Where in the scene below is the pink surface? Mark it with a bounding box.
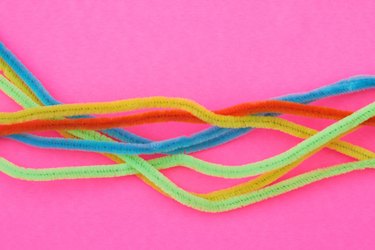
[0,1,375,249]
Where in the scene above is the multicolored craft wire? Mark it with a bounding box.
[0,42,374,212]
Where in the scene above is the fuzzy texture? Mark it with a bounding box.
[0,42,374,212]
[0,93,375,136]
[1,42,375,155]
[1,63,375,212]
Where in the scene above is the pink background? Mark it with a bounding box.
[0,1,375,249]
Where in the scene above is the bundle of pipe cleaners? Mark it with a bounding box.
[0,42,374,213]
